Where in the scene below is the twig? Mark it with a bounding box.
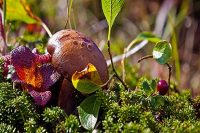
[41,22,52,37]
[137,55,153,63]
[165,63,172,88]
[107,40,128,89]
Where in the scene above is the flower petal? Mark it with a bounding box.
[29,90,51,106]
[10,46,42,88]
[38,64,60,91]
[11,46,36,68]
[12,72,25,83]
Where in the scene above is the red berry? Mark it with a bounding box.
[157,80,169,95]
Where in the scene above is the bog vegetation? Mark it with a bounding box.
[0,0,200,132]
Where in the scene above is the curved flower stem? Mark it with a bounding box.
[107,40,128,90]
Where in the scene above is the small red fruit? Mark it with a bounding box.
[157,80,169,95]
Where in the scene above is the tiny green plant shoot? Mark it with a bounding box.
[101,0,128,89]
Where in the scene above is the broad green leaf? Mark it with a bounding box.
[6,0,38,23]
[101,0,124,40]
[135,32,161,43]
[78,95,101,130]
[153,41,172,64]
[72,80,101,94]
[72,63,102,94]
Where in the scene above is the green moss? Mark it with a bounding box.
[0,79,200,132]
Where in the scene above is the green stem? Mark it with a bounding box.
[171,31,180,83]
[108,27,111,41]
[107,40,128,89]
[166,63,172,90]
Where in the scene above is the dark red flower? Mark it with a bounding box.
[10,46,60,106]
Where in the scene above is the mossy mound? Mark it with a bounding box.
[0,81,200,132]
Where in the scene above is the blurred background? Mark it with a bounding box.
[1,0,200,96]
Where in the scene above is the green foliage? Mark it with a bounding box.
[73,79,101,94]
[0,82,81,132]
[42,107,66,132]
[35,127,48,133]
[0,82,39,132]
[101,0,124,40]
[43,107,66,123]
[96,80,200,132]
[6,0,37,23]
[78,94,101,130]
[0,58,4,81]
[56,115,80,133]
[0,123,17,133]
[0,79,200,132]
[153,40,172,64]
[137,77,158,96]
[72,63,102,94]
[135,32,161,43]
[24,118,38,133]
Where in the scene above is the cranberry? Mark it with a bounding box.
[157,80,169,95]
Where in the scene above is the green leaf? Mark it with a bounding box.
[153,40,172,64]
[136,32,161,43]
[142,81,154,95]
[72,80,101,94]
[138,78,156,96]
[101,0,124,40]
[6,0,37,23]
[72,63,102,94]
[78,95,101,130]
